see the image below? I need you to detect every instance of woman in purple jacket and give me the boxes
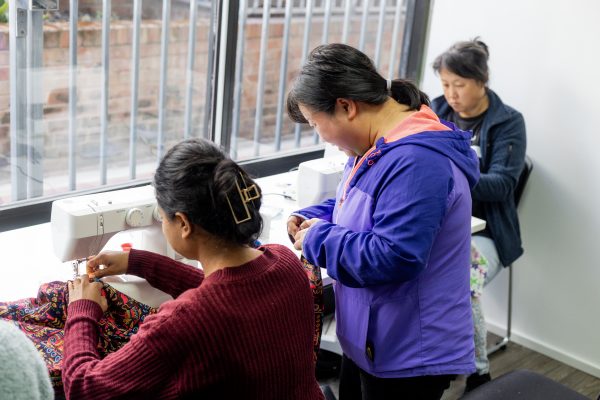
[286,43,480,399]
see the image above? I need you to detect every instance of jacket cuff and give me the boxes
[302,219,327,266]
[290,212,308,220]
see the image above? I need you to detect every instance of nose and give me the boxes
[447,87,458,100]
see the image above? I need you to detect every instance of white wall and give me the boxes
[421,0,600,377]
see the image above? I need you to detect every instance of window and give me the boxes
[229,0,415,161]
[0,0,431,230]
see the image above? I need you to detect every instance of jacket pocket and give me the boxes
[367,294,422,373]
[334,285,372,369]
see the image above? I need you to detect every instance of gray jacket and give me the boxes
[0,320,54,400]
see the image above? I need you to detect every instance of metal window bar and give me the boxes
[212,0,241,151]
[230,0,248,159]
[358,0,370,51]
[156,0,171,163]
[313,0,332,144]
[27,9,43,198]
[184,0,199,140]
[129,0,142,180]
[99,0,110,185]
[341,0,352,43]
[202,1,217,140]
[293,0,314,148]
[398,0,415,79]
[9,2,28,201]
[273,0,293,152]
[321,0,332,43]
[251,0,271,157]
[68,0,78,189]
[387,0,404,81]
[374,0,386,68]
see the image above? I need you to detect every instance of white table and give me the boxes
[0,171,485,307]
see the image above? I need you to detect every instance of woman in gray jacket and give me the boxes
[431,38,527,393]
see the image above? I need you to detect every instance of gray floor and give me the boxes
[319,333,600,400]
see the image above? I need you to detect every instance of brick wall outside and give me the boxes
[0,11,402,202]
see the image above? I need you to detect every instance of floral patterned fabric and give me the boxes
[0,281,157,394]
[470,242,489,298]
[301,255,324,363]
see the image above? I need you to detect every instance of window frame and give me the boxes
[0,0,432,232]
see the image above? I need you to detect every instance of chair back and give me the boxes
[462,369,588,400]
[514,155,533,207]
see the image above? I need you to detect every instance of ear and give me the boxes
[174,212,193,239]
[336,98,358,121]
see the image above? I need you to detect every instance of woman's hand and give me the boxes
[68,275,108,312]
[287,215,305,244]
[293,218,322,251]
[86,251,129,279]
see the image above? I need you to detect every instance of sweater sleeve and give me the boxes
[63,299,190,399]
[302,156,452,288]
[127,249,204,298]
[472,112,526,202]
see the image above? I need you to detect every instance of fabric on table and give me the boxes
[0,281,157,393]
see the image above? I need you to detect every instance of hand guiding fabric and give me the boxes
[68,275,108,312]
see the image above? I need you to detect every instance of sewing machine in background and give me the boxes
[296,144,348,208]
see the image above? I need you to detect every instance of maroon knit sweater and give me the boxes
[63,244,323,400]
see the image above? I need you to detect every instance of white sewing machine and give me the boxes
[51,185,181,307]
[52,185,170,263]
[50,184,276,308]
[296,144,347,208]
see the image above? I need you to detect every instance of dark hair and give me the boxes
[153,138,262,246]
[432,38,490,84]
[286,43,429,123]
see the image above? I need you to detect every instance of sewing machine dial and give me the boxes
[125,208,144,227]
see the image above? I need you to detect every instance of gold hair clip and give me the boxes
[226,174,260,225]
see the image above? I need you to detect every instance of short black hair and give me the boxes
[432,38,490,84]
[153,138,262,246]
[286,43,429,123]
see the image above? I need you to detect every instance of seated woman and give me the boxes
[431,38,527,393]
[61,138,323,399]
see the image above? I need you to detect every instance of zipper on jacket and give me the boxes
[506,143,513,165]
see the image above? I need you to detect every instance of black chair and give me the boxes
[461,369,588,400]
[487,155,533,355]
